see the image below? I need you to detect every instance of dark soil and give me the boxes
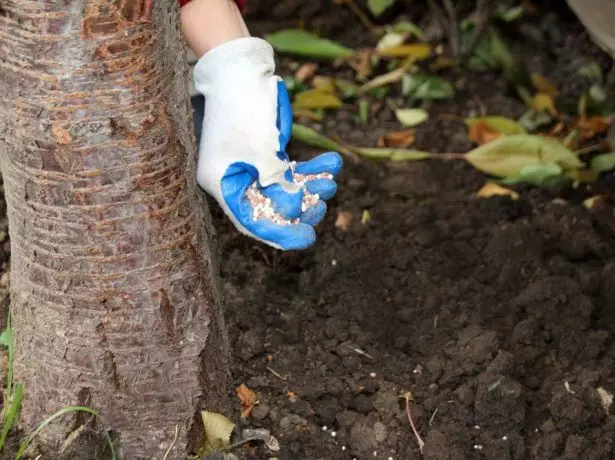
[214,2,615,459]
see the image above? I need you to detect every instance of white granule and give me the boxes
[245,163,333,225]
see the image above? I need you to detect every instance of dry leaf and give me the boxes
[347,49,373,81]
[583,195,606,209]
[335,211,353,231]
[477,182,519,200]
[531,73,559,97]
[201,411,235,453]
[378,129,415,148]
[575,115,612,141]
[358,66,408,94]
[467,121,503,145]
[597,387,613,414]
[236,384,257,418]
[532,92,558,116]
[312,76,336,92]
[294,63,319,82]
[377,43,432,60]
[292,108,324,121]
[293,89,342,110]
[361,210,371,224]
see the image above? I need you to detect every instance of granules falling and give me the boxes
[245,166,333,225]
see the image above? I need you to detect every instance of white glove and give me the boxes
[193,37,342,250]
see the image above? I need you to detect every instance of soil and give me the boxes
[214,2,615,459]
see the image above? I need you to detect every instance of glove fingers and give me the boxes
[295,151,343,176]
[305,179,337,201]
[249,220,317,250]
[260,181,304,220]
[299,201,327,227]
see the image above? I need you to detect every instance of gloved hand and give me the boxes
[193,37,342,250]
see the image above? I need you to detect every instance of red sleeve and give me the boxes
[179,0,246,12]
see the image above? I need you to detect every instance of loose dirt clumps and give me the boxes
[215,3,615,460]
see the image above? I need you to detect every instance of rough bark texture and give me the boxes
[0,1,231,459]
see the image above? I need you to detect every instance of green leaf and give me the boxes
[16,406,116,460]
[465,116,527,135]
[353,147,432,161]
[359,100,370,124]
[402,74,454,100]
[465,134,584,178]
[291,124,348,153]
[265,29,353,60]
[577,62,603,82]
[502,163,564,186]
[591,152,615,173]
[493,5,525,22]
[391,21,424,39]
[395,108,429,127]
[335,79,359,99]
[293,89,343,110]
[367,0,396,17]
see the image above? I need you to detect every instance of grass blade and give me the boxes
[0,383,23,450]
[16,406,116,460]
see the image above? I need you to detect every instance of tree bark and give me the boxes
[0,1,231,459]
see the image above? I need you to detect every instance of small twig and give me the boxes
[428,408,438,426]
[442,0,460,58]
[341,0,378,33]
[574,143,602,156]
[461,0,491,61]
[472,95,487,117]
[437,152,467,161]
[404,392,425,454]
[162,425,179,460]
[342,343,374,360]
[266,366,287,381]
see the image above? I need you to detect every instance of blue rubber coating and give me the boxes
[299,201,327,227]
[304,179,337,201]
[295,151,344,176]
[260,182,304,219]
[276,80,292,161]
[220,162,317,250]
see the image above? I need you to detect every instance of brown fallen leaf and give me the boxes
[236,384,257,418]
[531,73,559,98]
[575,115,612,142]
[347,49,373,81]
[377,129,416,148]
[335,211,353,231]
[477,182,519,200]
[467,121,503,145]
[294,63,319,82]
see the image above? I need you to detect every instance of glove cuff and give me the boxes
[193,37,275,96]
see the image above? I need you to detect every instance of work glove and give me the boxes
[193,37,343,250]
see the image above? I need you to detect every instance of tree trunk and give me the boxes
[0,1,231,459]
